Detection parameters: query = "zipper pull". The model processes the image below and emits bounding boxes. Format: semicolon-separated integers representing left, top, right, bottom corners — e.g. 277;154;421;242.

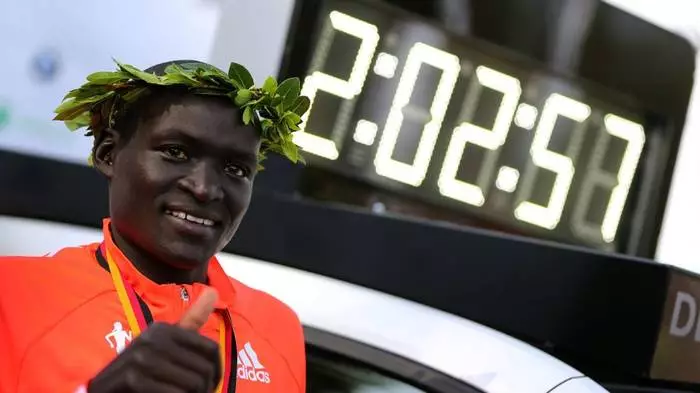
180;286;190;302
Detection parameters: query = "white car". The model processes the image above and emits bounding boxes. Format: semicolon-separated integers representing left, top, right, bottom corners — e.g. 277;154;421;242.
220;252;609;393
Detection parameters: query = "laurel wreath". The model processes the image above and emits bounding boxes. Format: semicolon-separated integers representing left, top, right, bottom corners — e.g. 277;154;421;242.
53;59;310;168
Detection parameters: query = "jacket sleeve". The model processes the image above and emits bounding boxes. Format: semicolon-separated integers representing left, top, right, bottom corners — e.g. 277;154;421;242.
0;295;18;393
0;255;99;393
293;316;306;393
0;257;22;393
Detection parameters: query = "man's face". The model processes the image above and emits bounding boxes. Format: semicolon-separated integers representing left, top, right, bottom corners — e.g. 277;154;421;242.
105;93;261;269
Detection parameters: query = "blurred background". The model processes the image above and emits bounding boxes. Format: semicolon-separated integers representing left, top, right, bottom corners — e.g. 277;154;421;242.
2;1;700;392
1;0;699;265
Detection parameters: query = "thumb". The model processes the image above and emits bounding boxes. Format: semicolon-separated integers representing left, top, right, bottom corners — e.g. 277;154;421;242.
178;287;219;331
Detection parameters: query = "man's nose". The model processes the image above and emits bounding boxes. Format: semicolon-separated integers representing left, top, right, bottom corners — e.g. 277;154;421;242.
178;161;224;202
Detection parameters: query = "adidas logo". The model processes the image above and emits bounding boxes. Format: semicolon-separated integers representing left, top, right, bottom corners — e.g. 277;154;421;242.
237;342;271;384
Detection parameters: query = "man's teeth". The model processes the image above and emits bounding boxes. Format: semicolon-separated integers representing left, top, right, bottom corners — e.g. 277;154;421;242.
166;210;215;227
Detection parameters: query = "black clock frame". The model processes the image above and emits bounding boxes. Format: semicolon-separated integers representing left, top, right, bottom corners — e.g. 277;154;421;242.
271;0;695;258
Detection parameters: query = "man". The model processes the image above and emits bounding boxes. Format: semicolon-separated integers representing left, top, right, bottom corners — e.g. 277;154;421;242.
0;59;310;392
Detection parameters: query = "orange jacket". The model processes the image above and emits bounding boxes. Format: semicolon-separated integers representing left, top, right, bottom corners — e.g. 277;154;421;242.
0;219;305;393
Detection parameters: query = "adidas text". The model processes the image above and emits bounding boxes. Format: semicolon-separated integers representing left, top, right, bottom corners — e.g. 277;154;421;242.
237;366;271;384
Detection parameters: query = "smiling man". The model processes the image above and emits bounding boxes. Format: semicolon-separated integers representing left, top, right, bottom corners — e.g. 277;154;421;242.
0;60;309;393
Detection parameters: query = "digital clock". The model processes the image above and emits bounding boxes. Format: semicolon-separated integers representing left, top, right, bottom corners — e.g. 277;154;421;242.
276;0;693;253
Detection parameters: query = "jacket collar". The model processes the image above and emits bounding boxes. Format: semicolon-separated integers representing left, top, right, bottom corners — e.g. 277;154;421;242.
100;218;236;311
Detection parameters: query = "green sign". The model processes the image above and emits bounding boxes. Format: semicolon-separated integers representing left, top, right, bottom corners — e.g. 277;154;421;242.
0;104;9;131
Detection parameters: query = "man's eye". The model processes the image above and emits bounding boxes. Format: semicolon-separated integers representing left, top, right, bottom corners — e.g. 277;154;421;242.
225;163;249;178
163;146;188;161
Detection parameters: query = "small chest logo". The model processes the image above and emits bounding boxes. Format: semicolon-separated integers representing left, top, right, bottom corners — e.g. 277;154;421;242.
237;342;271;384
104;321;133;354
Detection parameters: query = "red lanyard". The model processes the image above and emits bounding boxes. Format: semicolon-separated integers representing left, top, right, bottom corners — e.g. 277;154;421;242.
98;244;236;393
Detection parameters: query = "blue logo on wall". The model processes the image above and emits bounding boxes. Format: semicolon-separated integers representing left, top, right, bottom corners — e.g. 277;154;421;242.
31;49;61;82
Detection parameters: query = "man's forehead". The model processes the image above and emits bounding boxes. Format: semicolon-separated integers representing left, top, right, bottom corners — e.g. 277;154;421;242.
143;102;260;159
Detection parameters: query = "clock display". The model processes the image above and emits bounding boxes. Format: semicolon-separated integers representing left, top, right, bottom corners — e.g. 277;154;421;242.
285;0;663;250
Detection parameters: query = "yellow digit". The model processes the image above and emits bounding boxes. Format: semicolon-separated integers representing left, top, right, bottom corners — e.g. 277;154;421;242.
601;115;645;242
295;11;380;160
374;42;461;187
571;115;645;243
438;66;521;206
515;94;591;230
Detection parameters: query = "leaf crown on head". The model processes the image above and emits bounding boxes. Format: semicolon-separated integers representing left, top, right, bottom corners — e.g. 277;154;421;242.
53;59;310;168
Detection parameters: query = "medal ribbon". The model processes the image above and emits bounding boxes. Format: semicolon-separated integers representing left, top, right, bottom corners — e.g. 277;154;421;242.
96;244;237;393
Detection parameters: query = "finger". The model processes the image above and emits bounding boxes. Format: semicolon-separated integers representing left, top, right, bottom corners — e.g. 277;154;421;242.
145;323;220;362
178;287;218;331
143;356;211;393
150;332;220;378
128;374;187;393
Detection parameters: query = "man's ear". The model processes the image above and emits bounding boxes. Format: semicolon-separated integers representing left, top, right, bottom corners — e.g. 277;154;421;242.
93;128;121;179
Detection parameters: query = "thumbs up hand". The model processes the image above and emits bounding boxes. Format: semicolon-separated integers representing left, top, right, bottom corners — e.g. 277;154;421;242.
87;288;223;393
178;287;218;331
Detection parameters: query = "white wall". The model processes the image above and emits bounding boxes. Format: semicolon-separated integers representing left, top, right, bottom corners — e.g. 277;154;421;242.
604;0;700;271
208;0;296;85
0;0;221;164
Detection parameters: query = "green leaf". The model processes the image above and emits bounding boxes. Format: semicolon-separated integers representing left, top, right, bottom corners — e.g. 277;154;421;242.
161;73;197;85
235;89;252;106
181;62;228;78
53;102;92;121
272;96;284;107
228;79;244;90
276;78;301;109
86;71;130;85
280;137;301;163
284;112;302;128
65;112;91;131
243;96;265;108
228;63;254;89
262;76;277;95
114;60;161;85
164;63;187;76
257;95;273;108
63;89;82;100
243;106;253;125
54;98;78;113
289;96;310;116
55;90;116;120
54;97;88;115
200;74;230;87
63;85;106;101
261;119;274;131
161;63;200;85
